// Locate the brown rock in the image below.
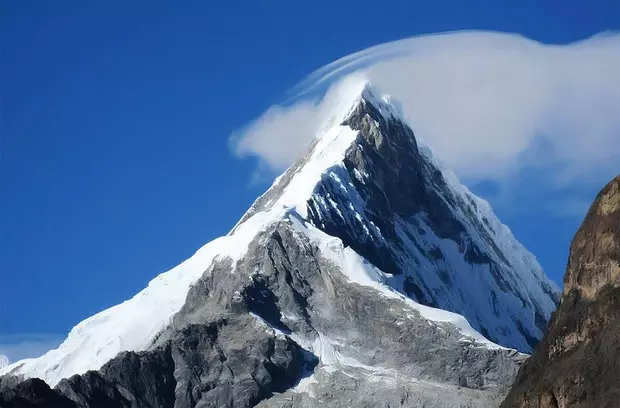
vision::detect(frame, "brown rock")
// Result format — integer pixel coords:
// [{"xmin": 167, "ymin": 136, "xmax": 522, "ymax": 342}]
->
[{"xmin": 501, "ymin": 175, "xmax": 620, "ymax": 408}]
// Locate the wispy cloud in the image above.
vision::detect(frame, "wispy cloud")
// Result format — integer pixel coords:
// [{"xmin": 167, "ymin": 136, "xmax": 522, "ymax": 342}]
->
[
  {"xmin": 0, "ymin": 333, "xmax": 63, "ymax": 363},
  {"xmin": 230, "ymin": 31, "xmax": 620, "ymax": 209}
]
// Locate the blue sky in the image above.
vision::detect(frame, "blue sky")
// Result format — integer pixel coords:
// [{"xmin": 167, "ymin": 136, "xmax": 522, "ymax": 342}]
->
[{"xmin": 1, "ymin": 1, "xmax": 618, "ymax": 359}]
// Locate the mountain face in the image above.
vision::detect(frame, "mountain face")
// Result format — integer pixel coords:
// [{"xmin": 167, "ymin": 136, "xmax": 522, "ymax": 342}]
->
[
  {"xmin": 237, "ymin": 83, "xmax": 559, "ymax": 353},
  {"xmin": 1, "ymin": 81, "xmax": 559, "ymax": 408},
  {"xmin": 502, "ymin": 176, "xmax": 620, "ymax": 408}
]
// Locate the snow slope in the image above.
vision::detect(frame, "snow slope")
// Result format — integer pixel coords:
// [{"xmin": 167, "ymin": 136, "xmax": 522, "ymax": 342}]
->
[{"xmin": 0, "ymin": 209, "xmax": 285, "ymax": 387}]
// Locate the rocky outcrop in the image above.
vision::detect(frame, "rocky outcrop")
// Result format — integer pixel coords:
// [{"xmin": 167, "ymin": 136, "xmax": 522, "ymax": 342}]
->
[
  {"xmin": 1, "ymin": 314, "xmax": 305, "ymax": 408},
  {"xmin": 0, "ymin": 376, "xmax": 77, "ymax": 408},
  {"xmin": 501, "ymin": 175, "xmax": 620, "ymax": 408}
]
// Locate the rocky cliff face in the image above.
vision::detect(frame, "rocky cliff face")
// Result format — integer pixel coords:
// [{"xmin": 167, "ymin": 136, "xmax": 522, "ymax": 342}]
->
[
  {"xmin": 1, "ymin": 81, "xmax": 560, "ymax": 408},
  {"xmin": 501, "ymin": 175, "xmax": 620, "ymax": 408}
]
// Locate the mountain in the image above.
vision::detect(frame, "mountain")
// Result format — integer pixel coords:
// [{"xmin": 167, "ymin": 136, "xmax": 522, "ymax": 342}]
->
[
  {"xmin": 1, "ymin": 80, "xmax": 559, "ymax": 408},
  {"xmin": 502, "ymin": 176, "xmax": 620, "ymax": 408}
]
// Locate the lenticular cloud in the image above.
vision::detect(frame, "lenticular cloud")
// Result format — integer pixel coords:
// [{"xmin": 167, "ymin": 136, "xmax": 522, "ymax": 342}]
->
[{"xmin": 231, "ymin": 31, "xmax": 620, "ymax": 189}]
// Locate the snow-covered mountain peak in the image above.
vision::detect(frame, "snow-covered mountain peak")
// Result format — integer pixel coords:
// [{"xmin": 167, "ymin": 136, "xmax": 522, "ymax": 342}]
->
[
  {"xmin": 233, "ymin": 80, "xmax": 414, "ymax": 229},
  {"xmin": 353, "ymin": 81, "xmax": 405, "ymax": 121},
  {"xmin": 1, "ymin": 79, "xmax": 559, "ymax": 401},
  {"xmin": 296, "ymin": 76, "xmax": 405, "ymax": 143},
  {"xmin": 239, "ymin": 82, "xmax": 559, "ymax": 349}
]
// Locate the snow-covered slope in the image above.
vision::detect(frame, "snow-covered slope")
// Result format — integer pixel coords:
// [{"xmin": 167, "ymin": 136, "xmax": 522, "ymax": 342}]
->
[
  {"xmin": 1, "ymin": 79, "xmax": 559, "ymax": 393},
  {"xmin": 0, "ymin": 209, "xmax": 285, "ymax": 387}
]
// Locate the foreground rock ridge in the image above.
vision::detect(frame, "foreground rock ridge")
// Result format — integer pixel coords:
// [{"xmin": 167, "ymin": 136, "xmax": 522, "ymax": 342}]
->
[
  {"xmin": 502, "ymin": 175, "xmax": 620, "ymax": 408},
  {"xmin": 1, "ymin": 81, "xmax": 559, "ymax": 408}
]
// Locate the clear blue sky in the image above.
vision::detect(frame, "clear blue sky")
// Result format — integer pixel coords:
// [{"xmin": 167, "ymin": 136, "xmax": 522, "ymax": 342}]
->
[{"xmin": 1, "ymin": 1, "xmax": 618, "ymax": 347}]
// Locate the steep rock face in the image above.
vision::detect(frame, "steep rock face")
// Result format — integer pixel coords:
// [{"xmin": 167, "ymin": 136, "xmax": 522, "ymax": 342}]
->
[
  {"xmin": 0, "ymin": 377, "xmax": 77, "ymax": 408},
  {"xmin": 501, "ymin": 176, "xmax": 620, "ymax": 408}
]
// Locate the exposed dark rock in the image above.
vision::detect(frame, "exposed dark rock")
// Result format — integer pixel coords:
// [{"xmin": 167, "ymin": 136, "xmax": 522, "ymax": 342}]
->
[
  {"xmin": 1, "ymin": 316, "xmax": 305, "ymax": 408},
  {"xmin": 0, "ymin": 377, "xmax": 76, "ymax": 408},
  {"xmin": 502, "ymin": 175, "xmax": 620, "ymax": 408}
]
